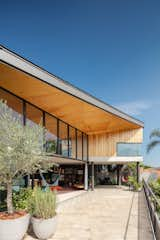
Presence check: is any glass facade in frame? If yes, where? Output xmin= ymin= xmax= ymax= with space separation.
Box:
xmin=26 ymin=103 xmax=43 ymax=126
xmin=69 ymin=126 xmax=76 ymax=158
xmin=59 ymin=121 xmax=68 ymax=157
xmin=83 ymin=133 xmax=88 ymax=161
xmin=0 ymin=87 xmax=88 ymax=161
xmin=77 ymin=130 xmax=82 ymax=160
xmin=0 ymin=88 xmax=23 ymax=124
xmin=117 ymin=143 xmax=142 ymax=156
xmin=45 ymin=113 xmax=57 ymax=154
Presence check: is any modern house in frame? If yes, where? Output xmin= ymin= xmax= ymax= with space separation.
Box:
xmin=0 ymin=45 xmax=144 ymax=190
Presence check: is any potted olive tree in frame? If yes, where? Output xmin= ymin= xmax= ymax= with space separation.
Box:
xmin=0 ymin=100 xmax=53 ymax=240
xmin=29 ymin=187 xmax=57 ymax=240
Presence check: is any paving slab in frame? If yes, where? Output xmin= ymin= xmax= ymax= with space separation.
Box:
xmin=24 ymin=186 xmax=154 ymax=240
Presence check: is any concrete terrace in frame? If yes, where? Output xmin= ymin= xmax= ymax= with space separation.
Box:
xmin=25 ymin=187 xmax=154 ymax=240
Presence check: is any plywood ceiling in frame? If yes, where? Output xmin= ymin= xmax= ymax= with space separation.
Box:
xmin=0 ymin=62 xmax=141 ymax=134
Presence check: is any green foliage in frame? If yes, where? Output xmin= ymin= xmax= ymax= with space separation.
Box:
xmin=156 ymin=178 xmax=160 ymax=185
xmin=28 ymin=187 xmax=56 ymax=219
xmin=127 ymin=163 xmax=137 ymax=177
xmin=147 ymin=129 xmax=160 ymax=153
xmin=128 ymin=176 xmax=141 ymax=191
xmin=13 ymin=188 xmax=33 ymax=211
xmin=46 ymin=140 xmax=56 ymax=153
xmin=0 ymin=100 xmax=53 ymax=184
xmin=0 ymin=100 xmax=54 ymax=213
xmin=148 ymin=179 xmax=160 ymax=216
xmin=149 ymin=180 xmax=160 ymax=197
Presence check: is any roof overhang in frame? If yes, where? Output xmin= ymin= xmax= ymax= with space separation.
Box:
xmin=0 ymin=45 xmax=144 ymax=134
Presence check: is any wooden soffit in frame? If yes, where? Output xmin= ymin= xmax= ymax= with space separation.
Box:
xmin=0 ymin=62 xmax=142 ymax=134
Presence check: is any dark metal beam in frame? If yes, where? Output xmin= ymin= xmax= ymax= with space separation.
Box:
xmin=82 ymin=133 xmax=84 ymax=161
xmin=136 ymin=162 xmax=140 ymax=183
xmin=91 ymin=162 xmax=94 ymax=191
xmin=87 ymin=135 xmax=89 ymax=161
xmin=42 ymin=111 xmax=45 ymax=127
xmin=75 ymin=129 xmax=78 ymax=159
xmin=117 ymin=165 xmax=120 ymax=185
xmin=56 ymin=119 xmax=59 ymax=154
xmin=67 ymin=125 xmax=70 ymax=157
xmin=22 ymin=100 xmax=26 ymax=126
xmin=31 ymin=174 xmax=34 ymax=189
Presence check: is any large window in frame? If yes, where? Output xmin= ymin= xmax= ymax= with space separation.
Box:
xmin=69 ymin=126 xmax=76 ymax=158
xmin=59 ymin=121 xmax=68 ymax=157
xmin=0 ymin=88 xmax=88 ymax=161
xmin=117 ymin=143 xmax=142 ymax=156
xmin=26 ymin=103 xmax=43 ymax=126
xmin=45 ymin=114 xmax=57 ymax=154
xmin=77 ymin=130 xmax=82 ymax=160
xmin=0 ymin=88 xmax=23 ymax=124
xmin=26 ymin=103 xmax=44 ymax=147
xmin=83 ymin=133 xmax=88 ymax=161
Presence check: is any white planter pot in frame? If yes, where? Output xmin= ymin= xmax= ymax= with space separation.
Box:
xmin=0 ymin=213 xmax=30 ymax=240
xmin=32 ymin=216 xmax=57 ymax=240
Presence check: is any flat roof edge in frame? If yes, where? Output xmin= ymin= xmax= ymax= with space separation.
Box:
xmin=0 ymin=45 xmax=144 ymax=127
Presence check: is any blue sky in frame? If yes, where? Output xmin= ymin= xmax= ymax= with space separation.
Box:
xmin=1 ymin=0 xmax=160 ymax=166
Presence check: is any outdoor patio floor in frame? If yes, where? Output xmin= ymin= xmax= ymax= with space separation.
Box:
xmin=25 ymin=186 xmax=154 ymax=240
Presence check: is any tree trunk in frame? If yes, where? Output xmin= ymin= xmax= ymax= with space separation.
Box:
xmin=6 ymin=181 xmax=13 ymax=214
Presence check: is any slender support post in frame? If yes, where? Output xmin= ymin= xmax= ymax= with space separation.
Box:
xmin=82 ymin=133 xmax=84 ymax=161
xmin=117 ymin=165 xmax=122 ymax=186
xmin=22 ymin=101 xmax=26 ymax=126
xmin=42 ymin=111 xmax=45 ymax=127
xmin=84 ymin=163 xmax=88 ymax=190
xmin=117 ymin=165 xmax=120 ymax=185
xmin=23 ymin=101 xmax=30 ymax=187
xmin=56 ymin=119 xmax=59 ymax=154
xmin=67 ymin=125 xmax=70 ymax=157
xmin=87 ymin=135 xmax=89 ymax=161
xmin=91 ymin=162 xmax=94 ymax=191
xmin=136 ymin=162 xmax=140 ymax=183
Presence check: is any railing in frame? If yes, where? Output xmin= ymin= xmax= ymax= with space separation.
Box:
xmin=143 ymin=179 xmax=160 ymax=240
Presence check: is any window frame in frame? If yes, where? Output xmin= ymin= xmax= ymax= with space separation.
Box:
xmin=0 ymin=87 xmax=89 ymax=162
xmin=116 ymin=142 xmax=142 ymax=157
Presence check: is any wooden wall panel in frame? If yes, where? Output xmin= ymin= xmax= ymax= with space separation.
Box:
xmin=89 ymin=128 xmax=143 ymax=157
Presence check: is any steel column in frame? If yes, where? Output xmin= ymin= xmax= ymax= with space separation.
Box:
xmin=91 ymin=162 xmax=94 ymax=191
xmin=67 ymin=125 xmax=70 ymax=157
xmin=84 ymin=162 xmax=88 ymax=190
xmin=136 ymin=162 xmax=140 ymax=183
xmin=117 ymin=165 xmax=122 ymax=185
xmin=75 ymin=129 xmax=78 ymax=159
xmin=22 ymin=100 xmax=26 ymax=126
xmin=117 ymin=165 xmax=120 ymax=185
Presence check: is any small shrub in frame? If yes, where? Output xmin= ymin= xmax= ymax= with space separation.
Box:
xmin=28 ymin=187 xmax=56 ymax=219
xmin=149 ymin=181 xmax=160 ymax=197
xmin=156 ymin=178 xmax=160 ymax=185
xmin=13 ymin=188 xmax=33 ymax=211
xmin=128 ymin=176 xmax=141 ymax=191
